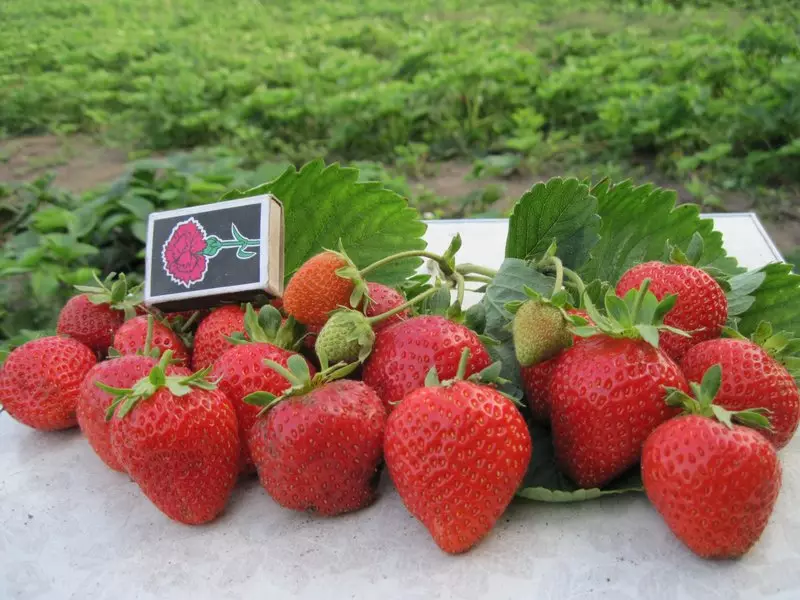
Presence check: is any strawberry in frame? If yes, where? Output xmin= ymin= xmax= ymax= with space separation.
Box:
xmin=57 ymin=272 xmax=141 ymax=354
xmin=0 ymin=336 xmax=96 ymax=431
xmin=642 ymin=365 xmax=781 ymax=558
xmin=212 ymin=304 xmax=315 ymax=469
xmin=616 ymin=261 xmax=727 ymax=361
xmin=362 ymin=315 xmax=492 ymax=411
xmin=245 ymin=357 xmax=386 ymax=516
xmin=549 ymin=282 xmax=689 ymax=488
xmin=681 ymin=335 xmax=800 ymax=449
xmin=103 ymin=353 xmax=240 ymax=524
xmin=520 ymin=308 xmax=591 ymax=423
xmin=283 ymin=249 xmax=368 ymax=328
xmin=112 ymin=315 xmax=190 ymax=364
xmin=191 ymin=304 xmax=246 ymax=370
xmin=364 ymin=282 xmax=409 ymax=331
xmin=510 ymin=289 xmax=574 ymax=367
xmin=384 ymin=350 xmax=531 ymax=553
xmin=78 ymin=355 xmax=162 ymax=471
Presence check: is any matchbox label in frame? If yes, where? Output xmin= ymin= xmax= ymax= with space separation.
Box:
xmin=144 ymin=195 xmax=282 ymax=309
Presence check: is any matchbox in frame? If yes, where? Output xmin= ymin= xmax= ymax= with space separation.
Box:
xmin=143 ymin=194 xmax=284 ymax=311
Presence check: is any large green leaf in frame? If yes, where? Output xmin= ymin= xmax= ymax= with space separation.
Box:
xmin=736 ymin=263 xmax=800 ymax=338
xmin=481 ymin=258 xmax=554 ymax=390
xmin=578 ymin=179 xmax=740 ymax=284
xmin=515 ymin=423 xmax=643 ymax=503
xmin=505 ymin=178 xmax=600 ymax=269
xmin=230 ymin=160 xmax=427 ymax=285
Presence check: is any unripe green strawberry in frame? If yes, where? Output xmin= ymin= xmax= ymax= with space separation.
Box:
xmin=315 ymin=309 xmax=375 ymax=365
xmin=512 ymin=299 xmax=572 ymax=367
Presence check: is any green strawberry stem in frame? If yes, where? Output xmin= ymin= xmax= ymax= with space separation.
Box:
xmin=365 ymin=284 xmax=444 ymax=326
xmin=142 ymin=314 xmax=155 ymax=356
xmin=462 ymin=274 xmax=494 ymax=284
xmin=664 ymin=363 xmax=773 ymax=431
xmin=455 ymin=264 xmax=498 ymax=278
xmin=360 ymin=249 xmax=457 ymax=278
xmin=99 ymin=350 xmax=217 ymax=420
xmin=454 ymin=346 xmax=471 ymax=380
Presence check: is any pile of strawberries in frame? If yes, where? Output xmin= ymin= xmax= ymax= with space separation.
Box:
xmin=1 ymin=242 xmax=798 ymax=559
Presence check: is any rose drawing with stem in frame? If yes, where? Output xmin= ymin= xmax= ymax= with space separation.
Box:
xmin=161 ymin=217 xmax=260 ymax=288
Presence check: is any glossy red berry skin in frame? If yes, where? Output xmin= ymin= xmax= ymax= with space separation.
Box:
xmin=616 ymin=261 xmax=727 ymax=362
xmin=642 ymin=414 xmax=781 ymax=558
xmin=57 ymin=294 xmax=125 ymax=354
xmin=248 ymin=380 xmax=386 ymax=516
xmin=0 ymin=336 xmax=97 ymax=431
xmin=362 ymin=316 xmax=491 ymax=411
xmin=520 ymin=309 xmax=591 ymax=423
xmin=681 ymin=338 xmax=800 ymax=449
xmin=78 ymin=355 xmax=161 ymax=472
xmin=550 ymin=335 xmax=688 ymax=489
xmin=191 ymin=305 xmax=246 ymax=370
xmin=364 ymin=283 xmax=409 ymax=331
xmin=110 ymin=374 xmax=240 ymax=525
xmin=212 ymin=344 xmax=317 ymax=469
xmin=384 ymin=381 xmax=532 ymax=554
xmin=112 ymin=316 xmax=190 ymax=364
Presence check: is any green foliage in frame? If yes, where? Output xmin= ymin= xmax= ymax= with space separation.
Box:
xmin=1 ymin=0 xmax=798 ymax=186
xmin=0 ymin=156 xmax=426 ymax=357
xmin=227 ymin=160 xmax=427 ymax=285
xmin=505 ymin=178 xmax=600 ymax=269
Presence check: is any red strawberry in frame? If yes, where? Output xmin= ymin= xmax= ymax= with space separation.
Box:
xmin=106 ymin=354 xmax=240 ymax=524
xmin=246 ymin=357 xmax=386 ymax=516
xmin=549 ymin=284 xmax=689 ymax=488
xmin=520 ymin=308 xmax=591 ymax=423
xmin=616 ymin=261 xmax=727 ymax=361
xmin=0 ymin=336 xmax=96 ymax=431
xmin=191 ymin=305 xmax=246 ymax=370
xmin=78 ymin=355 xmax=162 ymax=471
xmin=112 ymin=315 xmax=190 ymax=364
xmin=681 ymin=337 xmax=800 ymax=449
xmin=56 ymin=272 xmax=141 ymax=354
xmin=283 ymin=250 xmax=367 ymax=328
xmin=364 ymin=282 xmax=409 ymax=331
xmin=362 ymin=315 xmax=491 ymax=411
xmin=212 ymin=304 xmax=316 ymax=469
xmin=642 ymin=365 xmax=781 ymax=558
xmin=384 ymin=351 xmax=532 ymax=553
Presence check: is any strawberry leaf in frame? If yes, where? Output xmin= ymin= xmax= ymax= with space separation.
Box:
xmin=505 ymin=178 xmax=600 ymax=270
xmin=226 ymin=160 xmax=426 ymax=286
xmin=578 ymin=179 xmax=741 ymax=284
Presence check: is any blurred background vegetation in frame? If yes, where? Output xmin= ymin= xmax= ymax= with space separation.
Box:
xmin=1 ymin=0 xmax=799 ymax=355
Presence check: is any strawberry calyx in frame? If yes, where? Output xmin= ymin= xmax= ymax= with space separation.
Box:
xmin=227 ymin=303 xmax=304 ymax=351
xmin=574 ymin=279 xmax=690 ymax=348
xmin=723 ymin=320 xmax=800 ymax=377
xmin=73 ymin=272 xmax=143 ymax=320
xmin=99 ymin=351 xmax=217 ymax=420
xmin=664 ymin=364 xmax=772 ymax=431
xmin=327 ymin=241 xmax=372 ymax=310
xmin=422 ymin=348 xmax=522 ymax=406
xmin=243 ymin=354 xmax=358 ymax=416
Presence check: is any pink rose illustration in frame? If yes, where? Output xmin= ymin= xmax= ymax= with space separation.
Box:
xmin=161 ymin=218 xmax=260 ymax=289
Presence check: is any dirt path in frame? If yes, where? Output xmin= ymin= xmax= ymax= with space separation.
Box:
xmin=2 ymin=135 xmax=798 ymax=257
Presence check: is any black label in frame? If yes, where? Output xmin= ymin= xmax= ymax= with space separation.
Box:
xmin=147 ymin=201 xmax=266 ymax=304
